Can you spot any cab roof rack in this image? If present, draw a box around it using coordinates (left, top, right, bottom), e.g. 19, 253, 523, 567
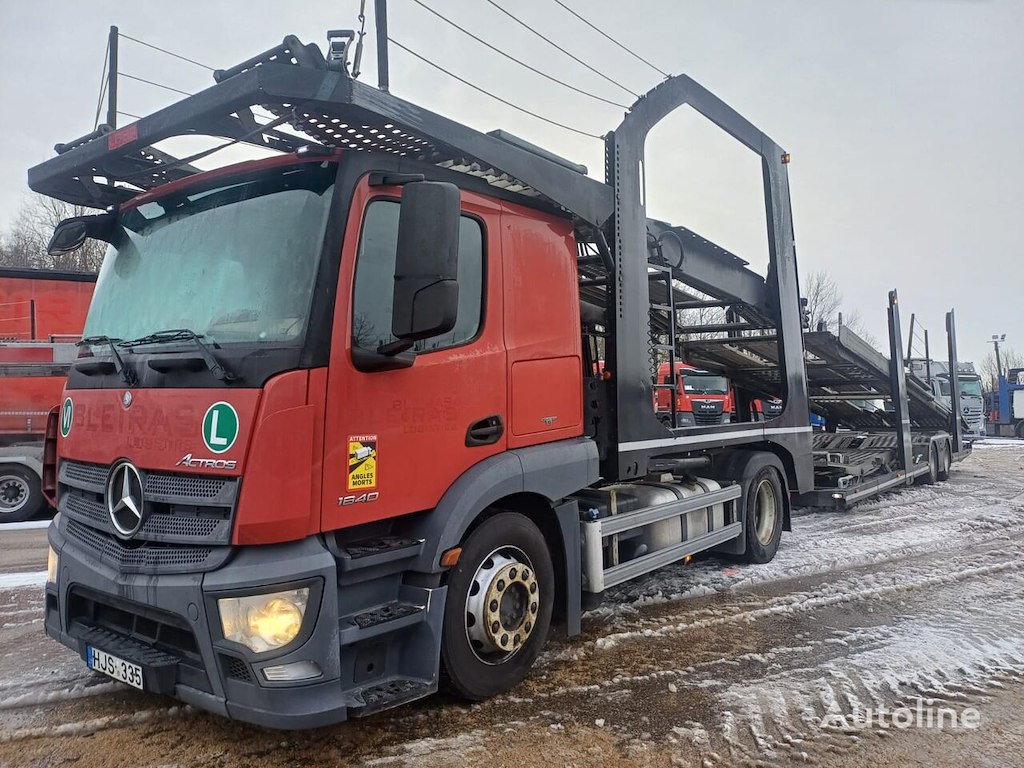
28, 35, 610, 224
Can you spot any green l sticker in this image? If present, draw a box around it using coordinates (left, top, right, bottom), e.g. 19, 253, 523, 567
202, 402, 238, 454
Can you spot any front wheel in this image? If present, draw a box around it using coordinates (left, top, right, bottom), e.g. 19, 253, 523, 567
741, 466, 785, 564
441, 512, 554, 701
0, 465, 46, 523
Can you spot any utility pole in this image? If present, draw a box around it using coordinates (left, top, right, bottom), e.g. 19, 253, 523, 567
990, 333, 1006, 384
106, 26, 119, 129
375, 0, 389, 92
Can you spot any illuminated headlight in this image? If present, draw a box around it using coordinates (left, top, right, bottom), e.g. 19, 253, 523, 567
47, 546, 58, 584
218, 588, 309, 653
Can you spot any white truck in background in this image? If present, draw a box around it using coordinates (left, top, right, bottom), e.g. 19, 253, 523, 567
910, 359, 986, 440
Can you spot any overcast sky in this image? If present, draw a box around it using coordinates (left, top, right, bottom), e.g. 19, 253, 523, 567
0, 0, 1019, 368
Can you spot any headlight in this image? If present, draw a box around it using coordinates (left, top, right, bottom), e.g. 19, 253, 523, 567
218, 588, 309, 653
47, 546, 58, 584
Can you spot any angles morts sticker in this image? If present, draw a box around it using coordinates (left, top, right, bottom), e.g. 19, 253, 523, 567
347, 435, 378, 491
60, 397, 73, 438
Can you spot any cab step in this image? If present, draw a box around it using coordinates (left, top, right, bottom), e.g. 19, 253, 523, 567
340, 600, 425, 645
351, 676, 435, 717
331, 536, 425, 584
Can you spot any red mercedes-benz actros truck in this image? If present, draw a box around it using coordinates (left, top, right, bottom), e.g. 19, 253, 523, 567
29, 32, 968, 728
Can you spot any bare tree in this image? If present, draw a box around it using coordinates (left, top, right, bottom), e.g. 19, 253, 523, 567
800, 269, 877, 345
0, 194, 105, 272
981, 347, 1024, 390
802, 269, 841, 332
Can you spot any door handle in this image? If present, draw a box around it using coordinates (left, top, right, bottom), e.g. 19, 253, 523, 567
466, 415, 504, 447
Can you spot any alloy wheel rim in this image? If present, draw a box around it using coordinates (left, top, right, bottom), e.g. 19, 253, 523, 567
464, 546, 539, 664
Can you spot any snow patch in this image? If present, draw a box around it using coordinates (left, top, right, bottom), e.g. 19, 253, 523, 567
0, 571, 46, 589
0, 519, 52, 531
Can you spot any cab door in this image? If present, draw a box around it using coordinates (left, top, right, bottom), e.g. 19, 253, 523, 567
321, 178, 506, 530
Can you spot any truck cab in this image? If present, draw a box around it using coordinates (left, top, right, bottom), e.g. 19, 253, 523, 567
909, 359, 986, 440
653, 362, 734, 428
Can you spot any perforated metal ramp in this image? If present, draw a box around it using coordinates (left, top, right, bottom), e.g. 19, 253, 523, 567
684, 325, 954, 430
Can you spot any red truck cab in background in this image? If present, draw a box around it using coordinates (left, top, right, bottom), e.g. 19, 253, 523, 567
654, 361, 734, 428
0, 268, 94, 521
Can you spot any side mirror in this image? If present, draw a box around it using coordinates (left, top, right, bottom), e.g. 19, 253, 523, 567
47, 213, 117, 256
387, 181, 460, 353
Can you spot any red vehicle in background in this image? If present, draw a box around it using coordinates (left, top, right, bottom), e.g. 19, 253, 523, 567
0, 267, 95, 521
654, 361, 735, 428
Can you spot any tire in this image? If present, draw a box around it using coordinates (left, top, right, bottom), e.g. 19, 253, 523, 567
741, 465, 785, 564
937, 441, 951, 481
917, 445, 938, 485
0, 465, 46, 523
1016, 422, 1024, 440
441, 512, 554, 701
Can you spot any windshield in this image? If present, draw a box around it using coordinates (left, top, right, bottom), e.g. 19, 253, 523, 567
682, 373, 729, 395
959, 378, 983, 398
83, 163, 334, 346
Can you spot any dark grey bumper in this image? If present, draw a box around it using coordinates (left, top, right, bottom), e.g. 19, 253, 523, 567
45, 515, 353, 729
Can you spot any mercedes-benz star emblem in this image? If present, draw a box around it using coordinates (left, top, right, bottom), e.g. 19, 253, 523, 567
107, 461, 145, 539
122, 391, 133, 408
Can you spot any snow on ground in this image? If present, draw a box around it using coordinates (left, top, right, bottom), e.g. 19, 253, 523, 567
0, 571, 46, 589
0, 520, 51, 532
1, 448, 1023, 767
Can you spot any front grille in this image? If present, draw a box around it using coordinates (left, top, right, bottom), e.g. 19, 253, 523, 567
65, 518, 230, 573
58, 459, 237, 547
145, 473, 235, 503
62, 461, 109, 490
61, 492, 231, 544
694, 412, 725, 426
67, 587, 211, 693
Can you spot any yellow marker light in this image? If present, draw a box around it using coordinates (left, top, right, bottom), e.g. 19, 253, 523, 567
218, 588, 310, 653
46, 546, 58, 584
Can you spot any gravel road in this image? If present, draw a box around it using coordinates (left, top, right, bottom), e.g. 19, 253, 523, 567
2, 442, 1023, 767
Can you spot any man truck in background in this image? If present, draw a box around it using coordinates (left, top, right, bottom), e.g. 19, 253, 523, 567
986, 368, 1024, 438
0, 268, 94, 521
909, 359, 986, 440
29, 31, 969, 728
654, 361, 734, 427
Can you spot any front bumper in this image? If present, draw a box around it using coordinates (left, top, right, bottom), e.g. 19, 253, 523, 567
45, 515, 351, 729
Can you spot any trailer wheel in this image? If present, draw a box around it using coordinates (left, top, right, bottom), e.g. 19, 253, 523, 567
918, 444, 939, 485
742, 466, 785, 564
0, 465, 45, 523
441, 512, 554, 701
937, 441, 951, 481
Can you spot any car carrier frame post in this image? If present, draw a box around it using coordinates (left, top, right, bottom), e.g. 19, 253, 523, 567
28, 31, 968, 728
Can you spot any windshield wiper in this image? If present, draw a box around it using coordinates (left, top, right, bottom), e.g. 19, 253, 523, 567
120, 329, 238, 383
76, 335, 138, 386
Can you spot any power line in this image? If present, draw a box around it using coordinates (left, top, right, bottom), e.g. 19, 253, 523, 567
119, 73, 193, 97
387, 37, 602, 139
406, 0, 628, 109
481, 0, 638, 99
118, 32, 215, 71
551, 0, 670, 78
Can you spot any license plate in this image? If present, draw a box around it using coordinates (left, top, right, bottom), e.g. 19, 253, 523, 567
87, 645, 144, 690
